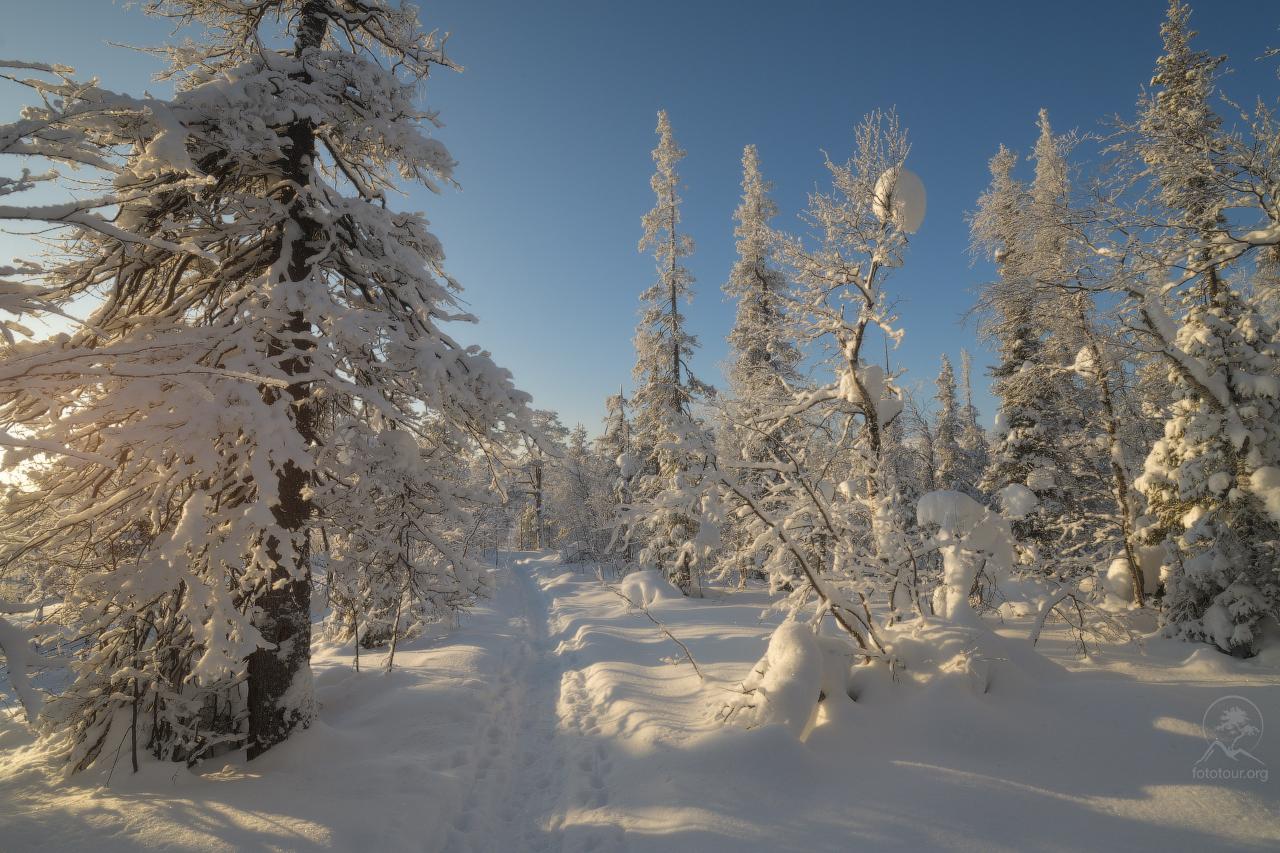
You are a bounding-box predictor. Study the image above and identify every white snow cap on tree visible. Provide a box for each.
[872,167,926,233]
[917,490,1016,622]
[998,483,1039,519]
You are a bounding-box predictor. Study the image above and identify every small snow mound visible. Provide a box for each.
[872,167,926,232]
[1096,549,1161,608]
[724,622,823,739]
[1176,646,1243,678]
[881,616,1063,698]
[619,569,682,608]
[1098,557,1138,606]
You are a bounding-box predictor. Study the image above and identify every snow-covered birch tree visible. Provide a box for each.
[693,111,921,649]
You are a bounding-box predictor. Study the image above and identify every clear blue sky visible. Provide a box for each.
[2,1,1277,431]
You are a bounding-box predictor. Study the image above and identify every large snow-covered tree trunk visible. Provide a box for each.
[245,0,327,761]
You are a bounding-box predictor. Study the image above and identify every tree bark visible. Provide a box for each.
[533,461,544,549]
[247,0,327,760]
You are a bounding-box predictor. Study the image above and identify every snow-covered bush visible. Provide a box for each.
[618,569,682,609]
[720,621,824,738]
[916,490,1016,623]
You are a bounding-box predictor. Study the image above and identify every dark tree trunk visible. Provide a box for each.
[534,462,544,549]
[247,1,327,761]
[246,350,315,757]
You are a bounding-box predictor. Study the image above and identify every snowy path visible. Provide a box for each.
[0,552,626,853]
[2,552,1278,852]
[443,554,623,853]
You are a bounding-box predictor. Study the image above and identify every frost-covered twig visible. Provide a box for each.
[1030,587,1140,654]
[593,566,704,680]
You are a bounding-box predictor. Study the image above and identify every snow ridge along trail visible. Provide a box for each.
[444,553,623,853]
[2,551,1277,852]
[466,556,1280,853]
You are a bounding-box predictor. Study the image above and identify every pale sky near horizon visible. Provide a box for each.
[2,1,1277,433]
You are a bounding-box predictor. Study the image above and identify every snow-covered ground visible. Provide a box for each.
[2,552,1278,851]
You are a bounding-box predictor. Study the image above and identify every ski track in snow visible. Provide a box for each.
[443,555,625,853]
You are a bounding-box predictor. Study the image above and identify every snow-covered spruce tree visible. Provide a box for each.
[0,1,530,768]
[716,144,801,586]
[626,111,711,592]
[956,349,990,495]
[971,144,1081,566]
[597,389,638,563]
[970,112,1127,577]
[723,145,801,398]
[1024,108,1126,537]
[598,388,634,500]
[1134,291,1280,653]
[932,355,968,494]
[0,52,323,772]
[969,110,1154,602]
[1026,108,1136,578]
[600,390,630,455]
[1095,0,1280,653]
[1115,0,1230,437]
[1135,0,1227,253]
